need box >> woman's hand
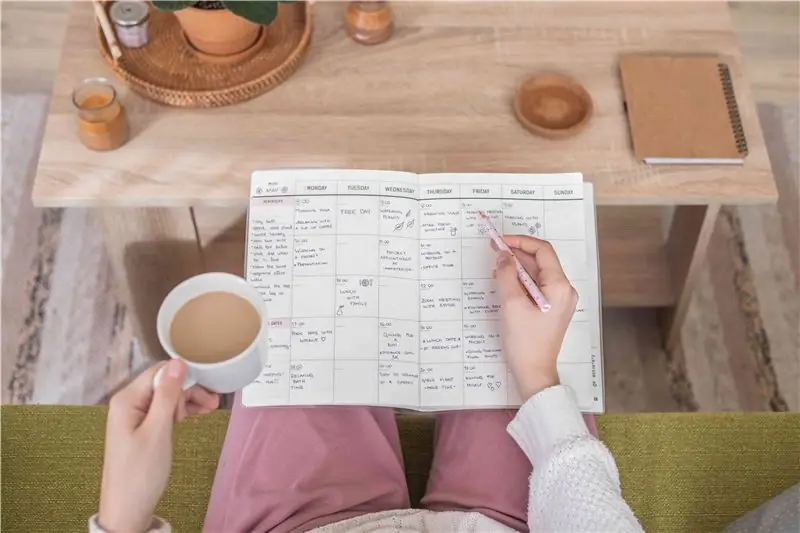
[98,360,219,532]
[493,235,578,402]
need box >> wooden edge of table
[31,190,779,210]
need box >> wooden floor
[729,1,800,105]
[2,2,798,411]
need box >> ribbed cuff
[89,515,171,533]
[506,385,589,467]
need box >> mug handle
[153,364,198,391]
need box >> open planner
[242,170,604,413]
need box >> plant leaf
[152,0,198,12]
[224,0,279,25]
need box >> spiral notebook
[619,55,748,165]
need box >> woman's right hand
[493,235,578,402]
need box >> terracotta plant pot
[174,7,261,57]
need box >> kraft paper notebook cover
[619,55,748,165]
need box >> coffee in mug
[170,291,261,364]
[156,273,267,393]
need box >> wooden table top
[32,1,776,208]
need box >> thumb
[494,251,527,303]
[144,359,186,431]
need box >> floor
[2,2,798,411]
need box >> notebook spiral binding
[717,63,748,156]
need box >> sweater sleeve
[507,386,643,533]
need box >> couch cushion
[2,406,798,532]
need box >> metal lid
[109,1,149,26]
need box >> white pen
[477,211,552,313]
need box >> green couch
[2,406,798,532]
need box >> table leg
[96,208,204,360]
[192,207,247,275]
[659,204,721,351]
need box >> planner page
[241,170,603,412]
[416,175,602,412]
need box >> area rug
[1,94,797,411]
[673,103,798,412]
[1,94,147,405]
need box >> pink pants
[204,395,597,533]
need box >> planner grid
[242,170,603,412]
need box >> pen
[477,211,552,313]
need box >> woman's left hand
[98,360,219,532]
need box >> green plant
[152,1,280,25]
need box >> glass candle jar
[346,1,393,45]
[109,1,150,49]
[72,78,129,151]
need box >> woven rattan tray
[97,2,312,108]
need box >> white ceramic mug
[154,272,266,393]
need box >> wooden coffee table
[32,1,777,361]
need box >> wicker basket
[96,2,312,108]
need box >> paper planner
[242,170,604,413]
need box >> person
[92,236,643,533]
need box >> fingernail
[166,359,184,378]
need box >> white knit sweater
[90,386,643,533]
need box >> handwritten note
[242,170,603,412]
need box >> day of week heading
[348,185,369,191]
[553,188,573,196]
[510,188,536,195]
[307,185,328,191]
[386,186,415,194]
[472,188,489,194]
[427,188,452,195]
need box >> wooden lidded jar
[346,1,393,45]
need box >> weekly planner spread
[242,170,604,413]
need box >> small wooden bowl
[514,74,593,139]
